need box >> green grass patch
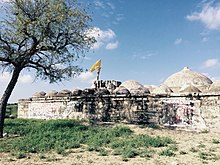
[199,152,211,160]
[212,139,220,144]
[159,148,176,157]
[1,119,175,160]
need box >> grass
[159,148,176,157]
[212,139,220,144]
[159,145,177,157]
[0,119,175,160]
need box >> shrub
[212,139,220,144]
[159,149,175,157]
[15,152,26,159]
[179,151,187,155]
[122,148,138,158]
[199,152,209,160]
[98,148,108,156]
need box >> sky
[1,0,220,102]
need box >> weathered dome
[130,87,150,95]
[120,80,144,91]
[46,90,58,97]
[206,81,220,93]
[212,80,220,86]
[57,89,71,97]
[144,85,157,93]
[32,91,46,97]
[179,84,201,94]
[163,67,212,91]
[152,84,173,94]
[113,86,130,95]
[206,85,220,93]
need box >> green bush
[122,147,138,158]
[159,148,176,157]
[15,152,26,159]
[98,148,108,156]
[199,152,210,160]
[212,139,220,144]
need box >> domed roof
[206,80,220,93]
[46,90,58,97]
[179,84,201,93]
[120,80,144,91]
[152,84,173,94]
[32,91,46,97]
[144,85,157,93]
[57,89,71,97]
[212,80,220,86]
[164,67,212,88]
[130,87,150,95]
[113,86,130,95]
[207,85,220,93]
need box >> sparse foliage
[0,0,95,137]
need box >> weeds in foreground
[212,139,220,144]
[159,148,176,157]
[190,147,198,153]
[1,119,175,160]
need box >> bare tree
[0,0,95,137]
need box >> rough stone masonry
[18,79,220,132]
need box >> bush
[212,139,220,144]
[122,148,138,158]
[159,149,176,157]
[15,152,26,159]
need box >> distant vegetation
[0,119,175,160]
[5,103,18,119]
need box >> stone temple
[18,67,220,132]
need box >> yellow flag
[90,59,101,72]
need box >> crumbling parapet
[17,79,220,132]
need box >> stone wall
[18,93,220,132]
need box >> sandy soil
[0,124,220,165]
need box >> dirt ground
[0,124,220,165]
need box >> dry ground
[0,124,220,165]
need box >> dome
[120,80,144,91]
[32,91,46,97]
[207,85,220,93]
[163,67,212,92]
[113,86,130,95]
[179,84,201,94]
[152,84,173,94]
[206,80,220,93]
[130,87,150,95]
[46,90,58,97]
[144,85,157,93]
[57,89,71,97]
[212,80,220,86]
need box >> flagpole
[97,68,101,81]
[90,59,101,81]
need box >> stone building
[18,67,220,132]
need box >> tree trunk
[0,67,22,138]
